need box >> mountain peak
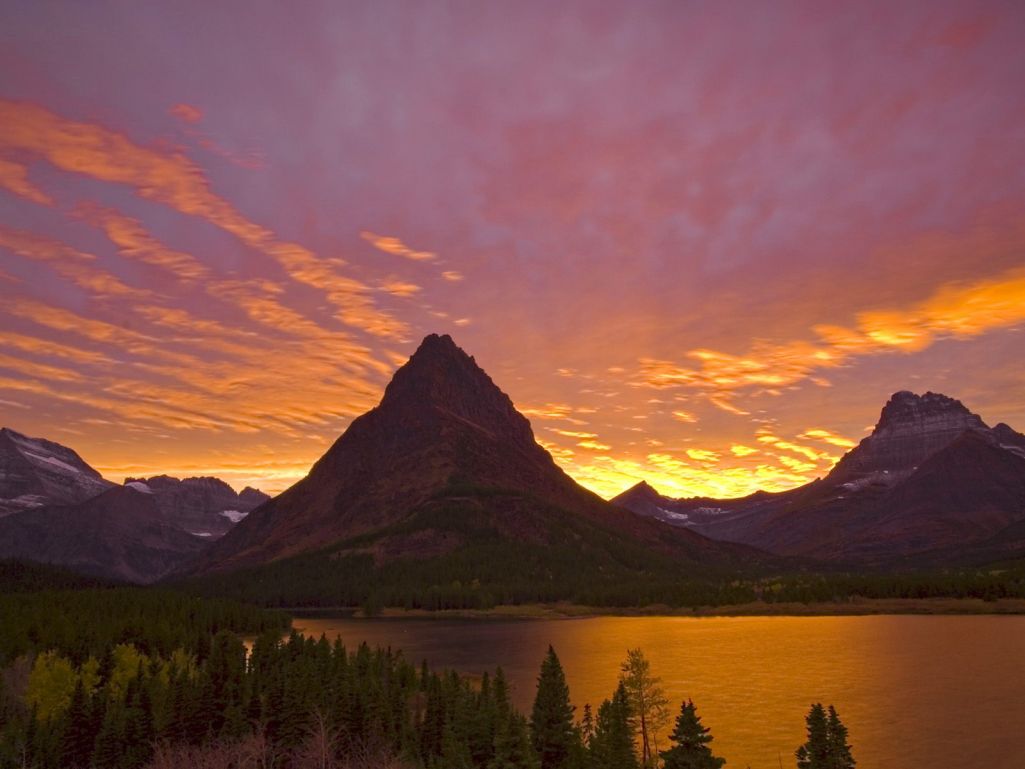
[377,334,528,439]
[415,332,461,356]
[876,390,980,432]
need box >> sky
[1,0,1024,499]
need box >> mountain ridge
[614,390,1025,564]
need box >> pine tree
[91,699,124,769]
[825,706,855,769]
[579,704,595,750]
[59,679,94,769]
[659,700,725,769]
[530,646,576,769]
[796,703,829,769]
[590,683,638,769]
[491,713,540,769]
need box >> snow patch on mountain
[125,481,154,494]
[24,452,84,475]
[658,507,690,522]
[219,509,248,523]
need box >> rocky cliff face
[122,475,269,538]
[614,391,1025,564]
[0,427,113,516]
[828,391,987,487]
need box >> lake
[292,614,1025,769]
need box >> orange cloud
[0,99,403,338]
[378,279,422,297]
[0,226,144,299]
[756,434,830,462]
[671,409,697,423]
[730,444,759,457]
[170,103,203,124]
[800,428,857,449]
[360,231,436,261]
[77,205,211,282]
[442,270,464,282]
[635,265,1025,412]
[685,448,720,462]
[0,158,53,205]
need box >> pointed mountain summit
[614,390,1025,564]
[191,334,767,603]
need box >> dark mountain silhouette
[122,475,269,538]
[191,334,768,597]
[614,391,1025,564]
[0,485,208,584]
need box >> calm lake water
[293,614,1025,769]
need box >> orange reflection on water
[294,615,1025,769]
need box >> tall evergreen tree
[491,713,540,769]
[530,646,576,769]
[659,699,725,769]
[59,679,94,769]
[589,683,637,769]
[796,703,829,769]
[825,706,855,769]
[579,704,595,750]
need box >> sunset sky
[1,1,1024,499]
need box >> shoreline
[285,597,1025,621]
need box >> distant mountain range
[0,427,267,583]
[3,335,1024,593]
[613,391,1025,565]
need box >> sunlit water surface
[293,615,1025,769]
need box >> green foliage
[530,646,577,769]
[619,648,669,767]
[757,564,1025,605]
[24,651,77,722]
[796,703,855,769]
[0,587,288,667]
[588,682,638,769]
[660,700,725,769]
[0,560,114,593]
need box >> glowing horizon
[2,2,1024,500]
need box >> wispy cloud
[0,158,53,205]
[169,103,203,124]
[0,99,404,338]
[636,264,1025,410]
[361,231,436,262]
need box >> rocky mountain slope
[190,334,769,602]
[0,484,210,583]
[122,475,269,538]
[614,391,1025,564]
[0,427,113,515]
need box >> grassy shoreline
[285,596,1025,621]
